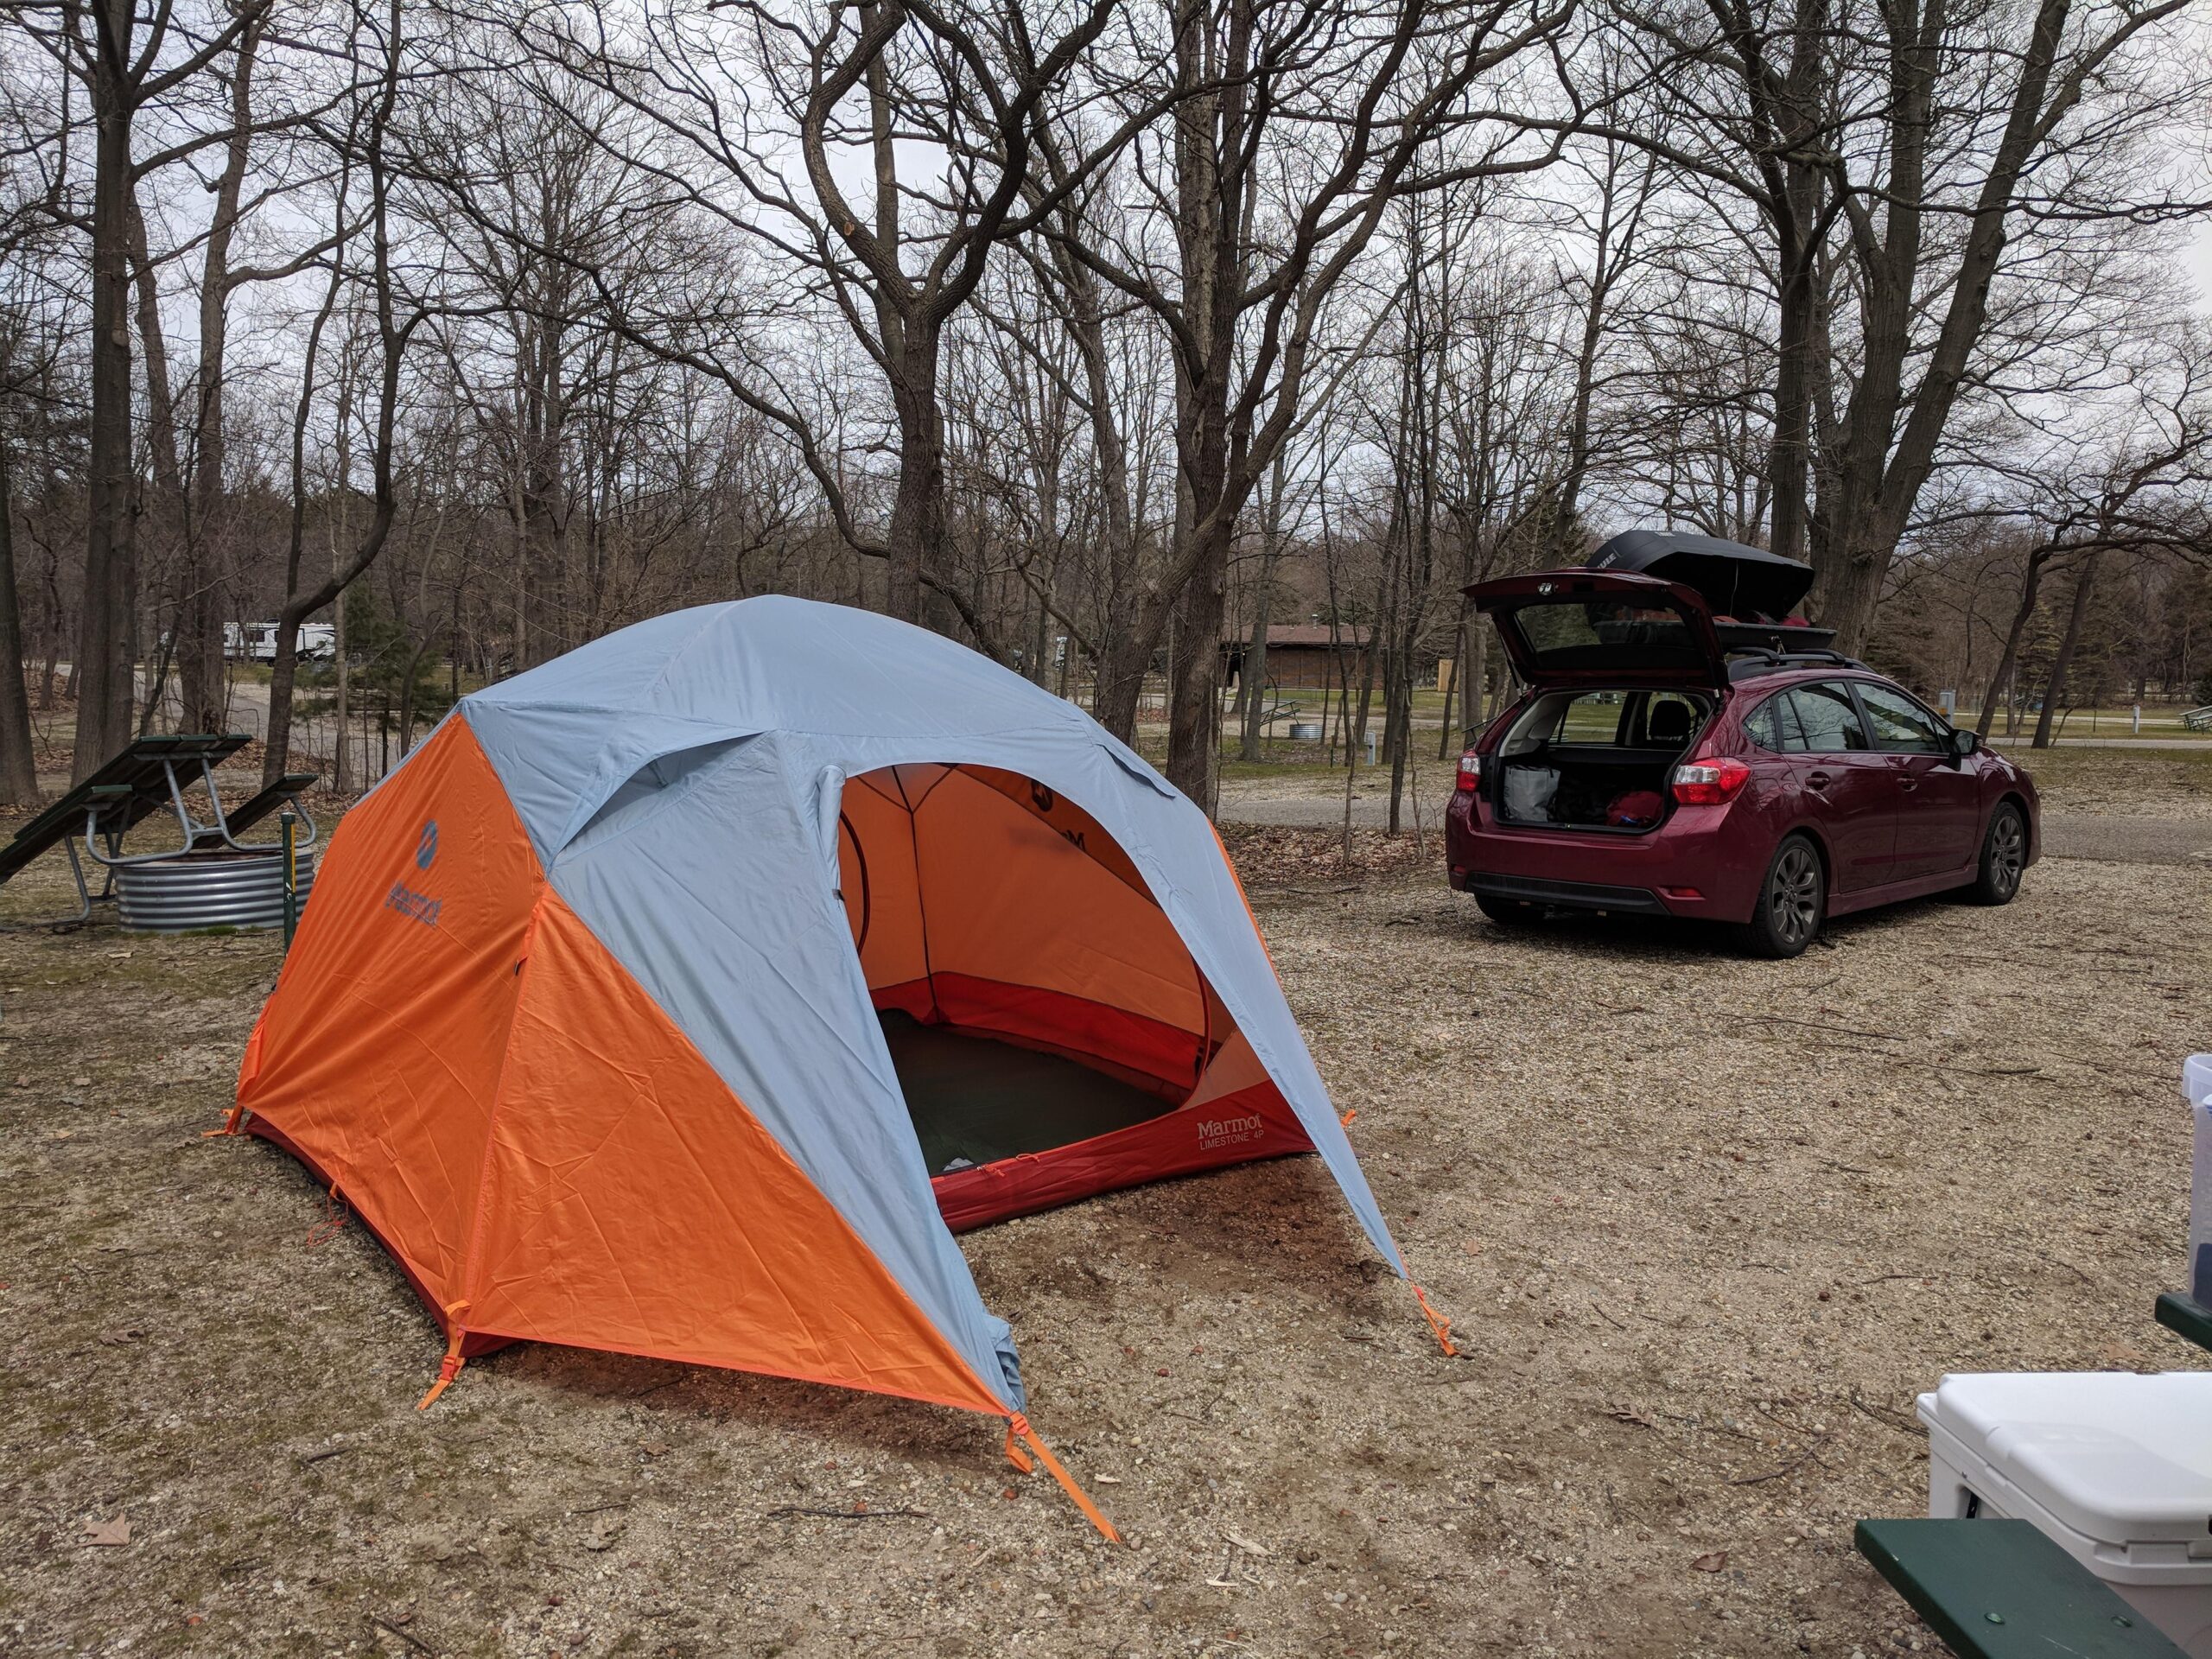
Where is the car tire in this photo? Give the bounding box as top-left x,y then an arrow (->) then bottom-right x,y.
1474,892 -> 1544,930
1737,834 -> 1824,959
1964,803 -> 2027,906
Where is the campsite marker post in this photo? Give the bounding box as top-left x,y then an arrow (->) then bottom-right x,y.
280,810 -> 297,948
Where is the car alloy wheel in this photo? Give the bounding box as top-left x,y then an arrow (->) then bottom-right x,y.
1987,810 -> 2024,899
1769,842 -> 1821,948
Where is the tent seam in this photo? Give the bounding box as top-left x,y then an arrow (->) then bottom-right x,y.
451,885 -> 553,1332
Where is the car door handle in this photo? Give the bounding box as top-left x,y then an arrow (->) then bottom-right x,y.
1897,777 -> 1917,792
1806,770 -> 1831,790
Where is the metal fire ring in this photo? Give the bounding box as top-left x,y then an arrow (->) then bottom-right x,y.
113,847 -> 316,933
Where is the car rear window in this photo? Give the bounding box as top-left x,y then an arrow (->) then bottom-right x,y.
1509,598 -> 1708,673
1781,682 -> 1870,753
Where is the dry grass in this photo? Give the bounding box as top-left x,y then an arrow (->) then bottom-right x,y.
0,782 -> 2204,1657
2010,744 -> 2212,820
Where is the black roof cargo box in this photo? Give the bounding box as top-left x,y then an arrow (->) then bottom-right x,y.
1586,529 -> 1834,652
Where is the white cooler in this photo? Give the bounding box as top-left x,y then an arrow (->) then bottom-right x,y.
1920,1370 -> 2212,1654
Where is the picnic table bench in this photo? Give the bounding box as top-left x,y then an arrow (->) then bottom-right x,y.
2155,1291 -> 2212,1354
1856,1519 -> 2186,1657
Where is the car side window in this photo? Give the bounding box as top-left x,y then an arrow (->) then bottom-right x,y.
1743,692 -> 1800,753
1856,683 -> 1948,754
1785,682 -> 1870,753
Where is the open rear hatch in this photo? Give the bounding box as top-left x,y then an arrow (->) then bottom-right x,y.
1586,529 -> 1836,652
1465,569 -> 1729,689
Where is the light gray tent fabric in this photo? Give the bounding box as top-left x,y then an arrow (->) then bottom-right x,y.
458,596 -> 1403,1413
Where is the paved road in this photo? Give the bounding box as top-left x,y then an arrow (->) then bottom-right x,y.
2036,811 -> 2212,866
1216,787 -> 2212,868
1990,735 -> 2210,750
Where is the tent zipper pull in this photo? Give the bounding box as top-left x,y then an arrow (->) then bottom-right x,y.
1005,1414 -> 1122,1546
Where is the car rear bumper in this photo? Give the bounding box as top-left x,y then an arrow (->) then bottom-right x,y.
1445,792 -> 1765,921
1449,868 -> 1671,914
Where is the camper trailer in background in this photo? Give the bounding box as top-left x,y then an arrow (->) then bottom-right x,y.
225,622 -> 335,663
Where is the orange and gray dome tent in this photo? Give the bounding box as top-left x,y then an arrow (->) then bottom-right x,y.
226,597 -> 1450,1538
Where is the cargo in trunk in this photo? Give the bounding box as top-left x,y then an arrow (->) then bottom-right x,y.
1493,687 -> 1710,833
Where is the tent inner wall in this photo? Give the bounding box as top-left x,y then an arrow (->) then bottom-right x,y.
839,764 -> 1233,1189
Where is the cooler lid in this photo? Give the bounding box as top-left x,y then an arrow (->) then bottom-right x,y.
1926,1371 -> 2212,1548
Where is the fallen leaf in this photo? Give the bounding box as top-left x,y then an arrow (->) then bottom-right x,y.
1691,1550 -> 1727,1573
83,1516 -> 130,1547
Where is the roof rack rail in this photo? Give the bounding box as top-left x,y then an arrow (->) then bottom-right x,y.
1724,646 -> 1870,677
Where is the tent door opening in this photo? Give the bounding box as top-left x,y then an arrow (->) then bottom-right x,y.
839,762 -> 1246,1228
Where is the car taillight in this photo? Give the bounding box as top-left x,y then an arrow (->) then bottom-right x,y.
1670,756 -> 1751,805
1456,753 -> 1482,791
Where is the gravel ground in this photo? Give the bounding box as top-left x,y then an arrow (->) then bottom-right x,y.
1,779 -> 2206,1658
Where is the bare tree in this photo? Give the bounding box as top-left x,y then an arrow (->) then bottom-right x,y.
8,0 -> 272,774
1047,0 -> 1575,800
1599,0 -> 2208,651
263,0 -> 416,785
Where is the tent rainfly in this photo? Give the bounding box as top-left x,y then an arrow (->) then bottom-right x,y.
225,596 -> 1452,1539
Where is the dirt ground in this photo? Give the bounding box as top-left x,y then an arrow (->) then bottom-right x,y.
1,760 -> 2206,1658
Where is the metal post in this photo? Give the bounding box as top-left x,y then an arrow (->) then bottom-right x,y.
280,810 -> 298,948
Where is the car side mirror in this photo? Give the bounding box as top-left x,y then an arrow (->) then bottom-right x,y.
1949,728 -> 1979,760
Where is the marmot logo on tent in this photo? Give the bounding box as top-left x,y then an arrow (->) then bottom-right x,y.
416,820 -> 439,869
385,880 -> 442,929
1195,1112 -> 1264,1152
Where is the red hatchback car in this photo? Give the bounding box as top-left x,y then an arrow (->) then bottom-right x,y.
1445,531 -> 2039,957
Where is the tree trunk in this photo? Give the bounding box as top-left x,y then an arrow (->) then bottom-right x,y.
125,191 -> 186,730
2031,550 -> 2099,749
1768,243 -> 1818,562
74,50 -> 139,780
175,20 -> 262,734
884,338 -> 945,626
265,632 -> 302,783
1975,548 -> 2050,740
1237,463 -> 1287,761
1165,519 -> 1228,809
0,433 -> 42,804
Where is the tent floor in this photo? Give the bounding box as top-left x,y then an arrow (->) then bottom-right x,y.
879,1009 -> 1179,1176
